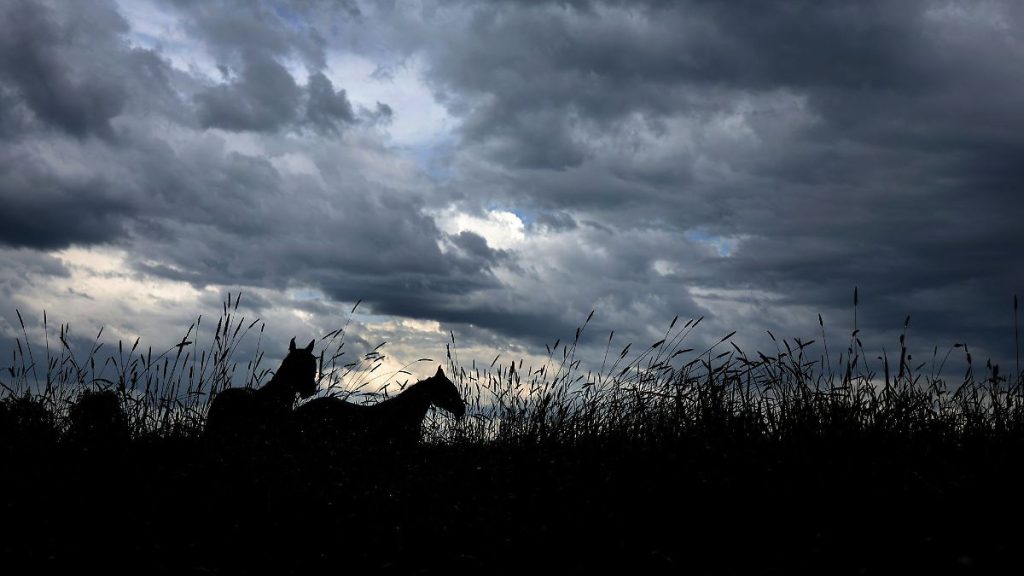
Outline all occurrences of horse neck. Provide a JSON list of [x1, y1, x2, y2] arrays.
[[384, 381, 435, 418], [258, 373, 297, 406]]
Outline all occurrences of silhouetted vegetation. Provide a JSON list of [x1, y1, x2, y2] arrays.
[[2, 292, 1023, 574]]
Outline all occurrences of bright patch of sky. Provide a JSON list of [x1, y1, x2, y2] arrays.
[[288, 287, 327, 302], [324, 52, 455, 149], [269, 151, 321, 178], [434, 208, 527, 251], [116, 0, 222, 79], [26, 247, 206, 346], [652, 259, 677, 276], [684, 230, 740, 257]]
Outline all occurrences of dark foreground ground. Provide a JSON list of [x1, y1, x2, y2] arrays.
[[3, 428, 1023, 575]]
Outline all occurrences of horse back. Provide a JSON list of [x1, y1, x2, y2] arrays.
[[206, 387, 262, 439], [293, 397, 365, 439], [292, 397, 419, 450]]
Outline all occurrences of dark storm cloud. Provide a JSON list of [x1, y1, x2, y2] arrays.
[[368, 102, 393, 125], [0, 0, 192, 249], [169, 0, 337, 70], [195, 61, 357, 135], [0, 0, 503, 344], [0, 0, 129, 138], [0, 0, 186, 138], [194, 58, 357, 137], [304, 72, 356, 134], [126, 170, 496, 292], [195, 50, 302, 132], [174, 0, 363, 135], [421, 1, 943, 170], [193, 39, 358, 134], [448, 231, 510, 269], [102, 123, 510, 326], [0, 163, 134, 249], [3, 0, 1023, 371], [0, 85, 30, 137], [530, 210, 577, 233], [398, 0, 1024, 361]]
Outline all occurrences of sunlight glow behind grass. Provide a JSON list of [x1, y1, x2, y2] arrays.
[[3, 292, 1021, 444]]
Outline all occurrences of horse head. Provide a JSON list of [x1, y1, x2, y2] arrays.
[[282, 337, 318, 399], [427, 366, 465, 419]]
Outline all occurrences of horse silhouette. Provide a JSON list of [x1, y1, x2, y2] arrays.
[[206, 337, 318, 445], [293, 366, 465, 450]]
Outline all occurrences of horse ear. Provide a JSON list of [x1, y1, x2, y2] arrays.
[[435, 366, 445, 377], [305, 340, 315, 353], [289, 337, 297, 352]]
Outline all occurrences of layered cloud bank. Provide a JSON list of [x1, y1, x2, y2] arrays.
[[2, 0, 1022, 379]]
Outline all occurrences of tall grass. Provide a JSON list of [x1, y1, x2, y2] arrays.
[[428, 291, 1024, 446], [3, 291, 1023, 446], [2, 293, 269, 437]]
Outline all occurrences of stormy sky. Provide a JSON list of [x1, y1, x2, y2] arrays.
[[1, 0, 1022, 384]]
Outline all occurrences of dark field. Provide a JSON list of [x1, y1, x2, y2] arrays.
[[3, 298, 1024, 574], [4, 427, 1024, 574]]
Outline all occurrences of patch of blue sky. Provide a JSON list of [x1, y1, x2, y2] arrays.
[[410, 139, 456, 183], [115, 0, 220, 79], [478, 202, 536, 226], [117, 6, 182, 50], [269, 1, 304, 30], [508, 207, 537, 226], [685, 230, 738, 257], [290, 288, 326, 302]]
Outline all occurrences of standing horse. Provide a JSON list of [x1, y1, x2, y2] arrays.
[[293, 366, 465, 450], [206, 338, 318, 445]]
